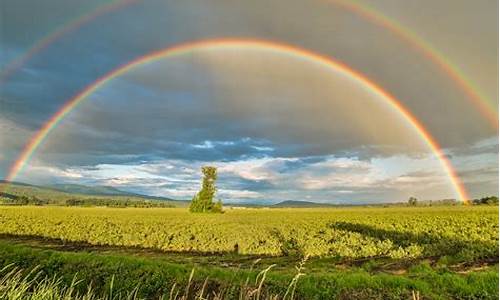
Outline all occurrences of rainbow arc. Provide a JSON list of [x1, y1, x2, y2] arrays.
[[1, 0, 496, 128], [5, 39, 470, 202]]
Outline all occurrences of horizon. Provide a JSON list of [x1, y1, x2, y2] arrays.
[[3, 179, 489, 206]]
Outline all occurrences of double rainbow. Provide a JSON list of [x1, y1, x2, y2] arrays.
[[0, 0, 138, 83], [5, 39, 470, 202], [1, 0, 496, 128]]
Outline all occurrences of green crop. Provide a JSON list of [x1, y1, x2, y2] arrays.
[[0, 206, 497, 261]]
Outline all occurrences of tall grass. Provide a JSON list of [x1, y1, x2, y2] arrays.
[[0, 261, 307, 300]]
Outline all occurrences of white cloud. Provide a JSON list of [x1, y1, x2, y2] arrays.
[[15, 151, 468, 202], [218, 189, 261, 199]]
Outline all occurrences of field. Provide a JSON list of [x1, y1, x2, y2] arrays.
[[0, 206, 497, 258], [0, 205, 498, 299]]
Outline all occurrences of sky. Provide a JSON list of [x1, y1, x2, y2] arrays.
[[0, 0, 498, 204]]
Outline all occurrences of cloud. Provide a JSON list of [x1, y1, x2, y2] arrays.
[[1, 0, 496, 145], [17, 152, 464, 203], [21, 50, 443, 172]]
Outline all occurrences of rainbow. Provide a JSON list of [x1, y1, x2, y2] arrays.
[[330, 0, 498, 128], [5, 38, 470, 202], [1, 0, 495, 129], [0, 0, 138, 83]]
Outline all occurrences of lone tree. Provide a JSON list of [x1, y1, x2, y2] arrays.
[[408, 196, 418, 206], [189, 166, 223, 213]]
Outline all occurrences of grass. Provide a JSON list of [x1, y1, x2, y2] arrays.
[[0, 240, 497, 299], [0, 204, 497, 298], [0, 263, 294, 300]]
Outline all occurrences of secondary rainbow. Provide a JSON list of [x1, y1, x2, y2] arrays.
[[1, 0, 495, 129], [0, 0, 138, 83], [5, 38, 470, 202], [330, 0, 498, 128]]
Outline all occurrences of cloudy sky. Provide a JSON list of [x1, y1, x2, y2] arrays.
[[0, 0, 497, 203]]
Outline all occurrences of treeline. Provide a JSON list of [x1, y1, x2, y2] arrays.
[[406, 198, 462, 207], [64, 198, 175, 208], [0, 193, 49, 206], [472, 196, 499, 205], [405, 196, 499, 207], [0, 192, 174, 208]]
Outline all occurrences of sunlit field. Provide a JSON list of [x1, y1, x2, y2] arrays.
[[0, 205, 497, 299], [0, 206, 497, 259]]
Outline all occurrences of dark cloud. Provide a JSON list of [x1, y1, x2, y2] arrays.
[[2, 0, 495, 137], [27, 51, 439, 168]]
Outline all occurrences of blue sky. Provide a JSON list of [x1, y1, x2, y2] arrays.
[[0, 0, 497, 203]]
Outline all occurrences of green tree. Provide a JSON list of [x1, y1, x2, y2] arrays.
[[408, 196, 418, 206], [212, 199, 223, 213], [473, 196, 499, 205], [189, 166, 223, 213]]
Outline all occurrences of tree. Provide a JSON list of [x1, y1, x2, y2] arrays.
[[408, 196, 418, 206], [212, 199, 223, 213], [473, 196, 499, 205], [189, 166, 223, 213]]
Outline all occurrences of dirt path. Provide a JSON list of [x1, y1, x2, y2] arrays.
[[0, 234, 496, 274], [0, 234, 299, 271]]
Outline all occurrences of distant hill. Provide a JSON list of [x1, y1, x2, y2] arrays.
[[49, 184, 135, 196], [0, 181, 189, 207], [48, 183, 186, 202], [272, 200, 336, 208]]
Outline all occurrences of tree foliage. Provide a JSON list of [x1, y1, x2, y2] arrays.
[[473, 196, 499, 205], [408, 197, 418, 206], [189, 166, 223, 213]]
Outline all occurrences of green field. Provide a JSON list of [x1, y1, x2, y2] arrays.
[[0, 206, 497, 258], [0, 205, 497, 299]]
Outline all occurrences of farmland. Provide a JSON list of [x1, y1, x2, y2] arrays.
[[0, 206, 497, 259], [0, 205, 497, 299]]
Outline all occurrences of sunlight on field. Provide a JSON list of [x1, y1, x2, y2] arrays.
[[0, 206, 497, 260]]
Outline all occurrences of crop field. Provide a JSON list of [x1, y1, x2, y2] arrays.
[[0, 206, 497, 261], [0, 205, 498, 299]]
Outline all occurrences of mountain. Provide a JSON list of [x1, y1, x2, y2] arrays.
[[0, 180, 33, 186], [272, 200, 336, 208], [0, 181, 189, 207], [49, 184, 138, 196], [48, 184, 184, 202]]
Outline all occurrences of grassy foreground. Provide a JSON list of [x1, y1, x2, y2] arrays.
[[0, 240, 498, 299], [0, 206, 497, 298]]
